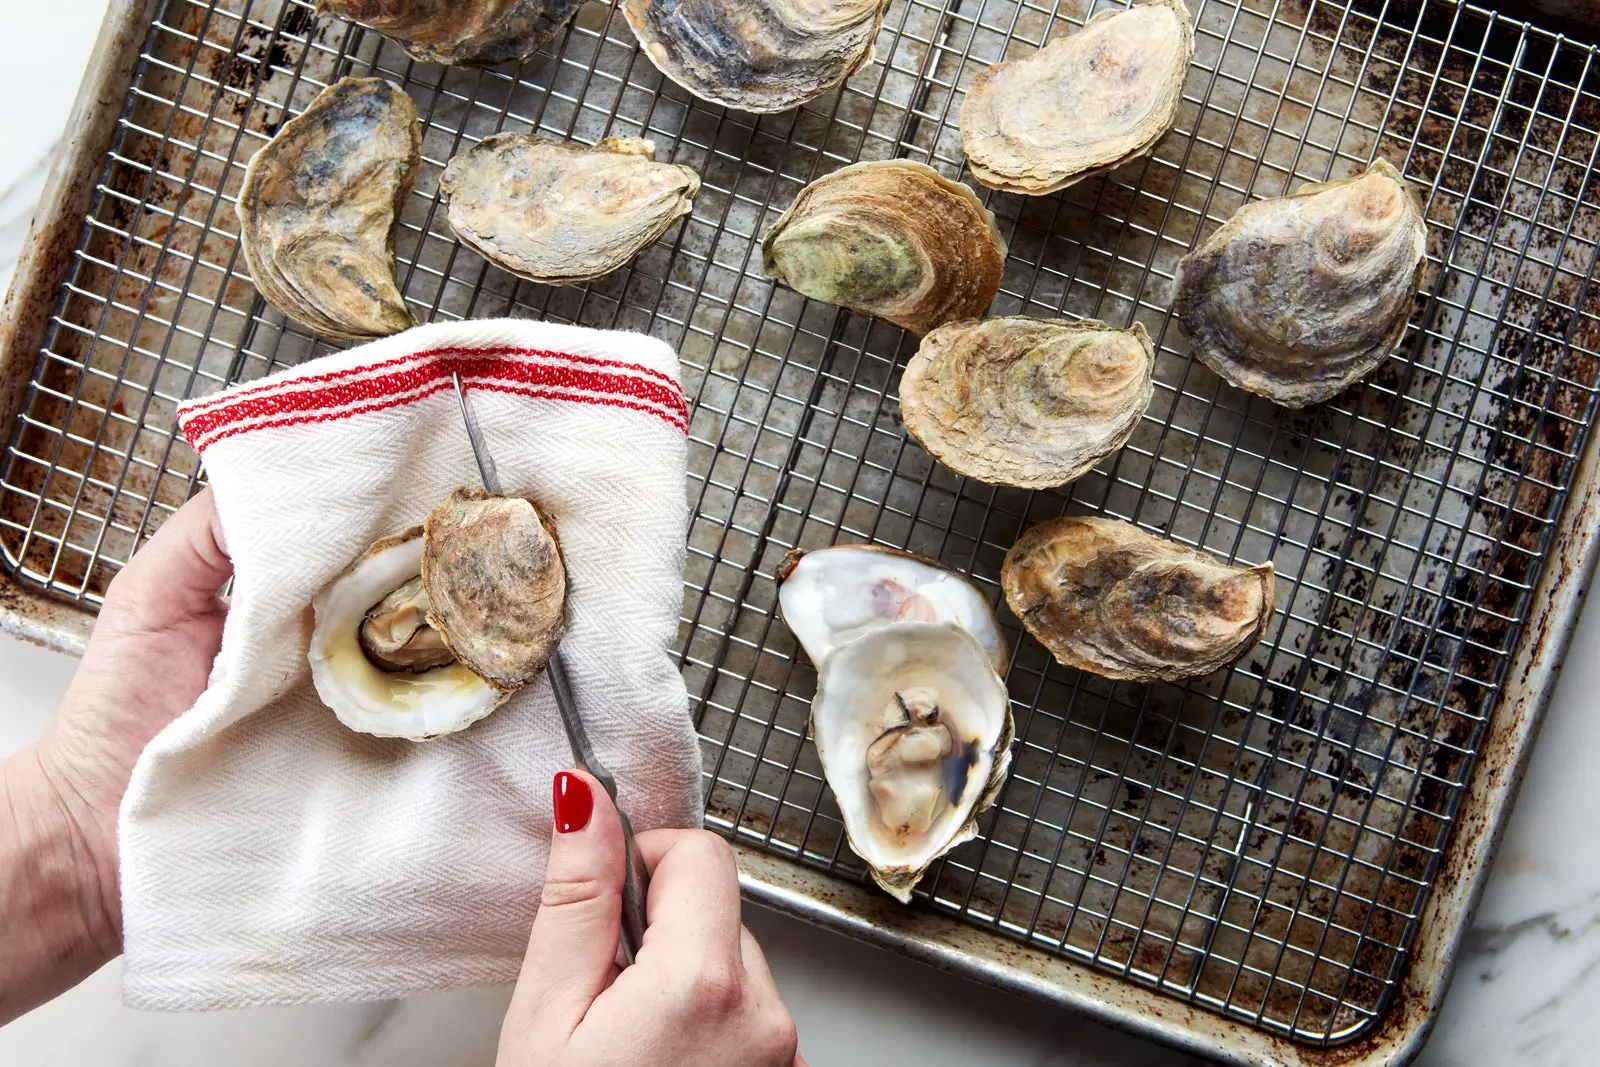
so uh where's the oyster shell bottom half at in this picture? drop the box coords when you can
[778,545,1013,901]
[315,0,585,66]
[761,160,1007,336]
[440,134,701,286]
[236,77,420,342]
[1001,516,1274,682]
[899,317,1155,489]
[309,489,566,739]
[1174,158,1427,408]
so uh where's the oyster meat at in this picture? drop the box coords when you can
[1001,516,1273,682]
[309,489,566,738]
[961,0,1194,195]
[761,160,1007,335]
[315,0,584,66]
[237,77,420,342]
[1174,158,1427,408]
[622,0,890,113]
[440,134,701,285]
[899,317,1154,489]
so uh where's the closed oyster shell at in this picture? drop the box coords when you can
[899,317,1154,488]
[761,160,1007,335]
[237,77,419,342]
[1174,158,1427,408]
[961,0,1194,195]
[1001,516,1274,682]
[622,0,889,113]
[315,0,584,66]
[439,134,701,286]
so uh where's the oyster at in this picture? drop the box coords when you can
[761,160,1007,335]
[809,622,1013,902]
[961,0,1194,195]
[1001,516,1273,682]
[439,134,701,285]
[777,544,1006,670]
[309,489,566,739]
[1174,158,1427,408]
[899,317,1154,489]
[237,77,419,342]
[315,0,584,66]
[622,0,890,113]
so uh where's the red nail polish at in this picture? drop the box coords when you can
[553,771,593,834]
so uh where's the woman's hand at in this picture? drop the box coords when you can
[499,770,803,1067]
[1,489,231,1022]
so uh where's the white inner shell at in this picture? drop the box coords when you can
[811,621,1010,879]
[308,534,508,740]
[779,547,1005,670]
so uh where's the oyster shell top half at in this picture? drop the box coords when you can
[440,134,701,286]
[899,317,1154,489]
[236,77,420,342]
[1001,516,1274,682]
[314,0,585,66]
[1174,158,1427,408]
[622,0,890,113]
[961,0,1194,195]
[761,160,1007,336]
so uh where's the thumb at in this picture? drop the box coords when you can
[510,768,626,1040]
[100,487,233,633]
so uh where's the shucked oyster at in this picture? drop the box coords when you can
[779,545,1012,901]
[315,0,584,66]
[439,134,701,286]
[1174,159,1427,408]
[309,489,566,738]
[237,77,419,342]
[1001,516,1273,682]
[899,317,1154,489]
[622,0,889,113]
[961,0,1194,195]
[761,160,1007,336]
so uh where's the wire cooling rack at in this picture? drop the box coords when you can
[5,0,1600,1049]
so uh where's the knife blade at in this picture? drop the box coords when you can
[450,370,650,964]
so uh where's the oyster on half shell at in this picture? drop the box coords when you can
[961,0,1194,195]
[440,134,701,285]
[1174,158,1427,408]
[622,0,890,113]
[899,317,1154,489]
[237,77,420,342]
[1001,516,1273,682]
[761,160,1007,335]
[309,489,566,739]
[315,0,585,66]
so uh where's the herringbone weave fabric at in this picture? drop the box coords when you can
[119,318,699,1009]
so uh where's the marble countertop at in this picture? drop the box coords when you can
[3,3,1598,1064]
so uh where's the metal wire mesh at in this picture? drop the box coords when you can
[5,0,1600,1047]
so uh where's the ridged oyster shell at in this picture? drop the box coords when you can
[1174,158,1427,408]
[440,134,701,285]
[899,317,1154,488]
[761,160,1007,335]
[314,0,585,66]
[1001,516,1274,682]
[960,0,1193,195]
[622,0,890,113]
[236,77,419,342]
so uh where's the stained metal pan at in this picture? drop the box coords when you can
[5,0,1600,1062]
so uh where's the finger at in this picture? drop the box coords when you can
[632,828,743,967]
[795,1054,810,1067]
[102,488,233,631]
[509,768,627,1041]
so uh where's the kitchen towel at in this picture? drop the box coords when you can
[119,317,700,1009]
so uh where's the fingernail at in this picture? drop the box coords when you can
[553,771,593,834]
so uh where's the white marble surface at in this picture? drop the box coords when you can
[3,3,1599,1065]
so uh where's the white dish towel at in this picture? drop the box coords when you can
[119,318,701,1009]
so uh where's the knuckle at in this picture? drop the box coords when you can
[686,960,745,1015]
[680,829,736,869]
[762,1009,799,1062]
[539,871,612,910]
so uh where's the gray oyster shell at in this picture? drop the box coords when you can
[1174,158,1427,408]
[314,0,585,66]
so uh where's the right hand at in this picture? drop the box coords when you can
[498,769,803,1067]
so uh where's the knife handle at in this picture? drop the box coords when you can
[617,809,650,965]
